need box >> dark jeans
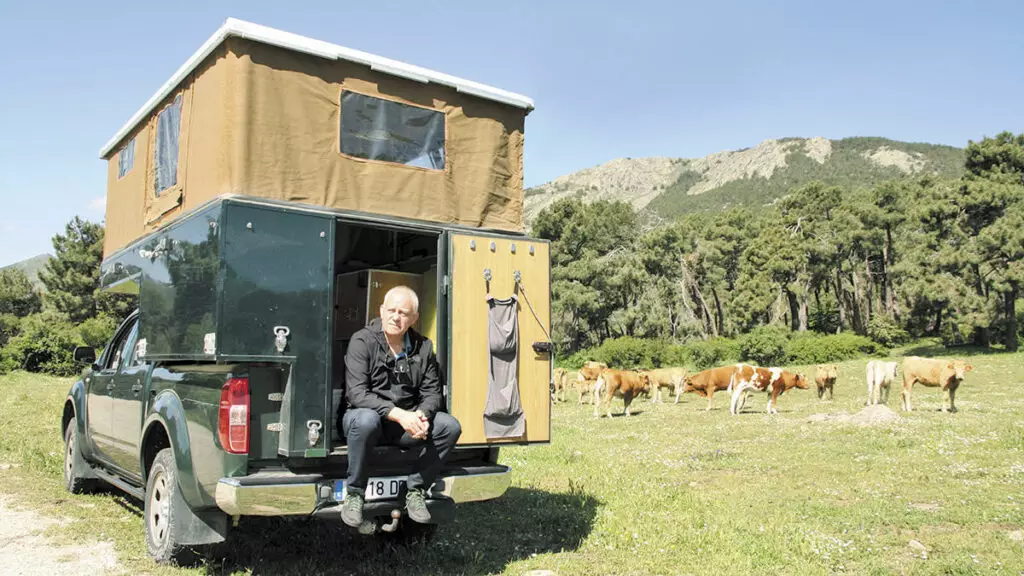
[342,408,462,493]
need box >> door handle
[106,383,115,391]
[131,384,143,393]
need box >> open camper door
[448,233,552,445]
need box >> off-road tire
[63,421,95,494]
[145,448,197,565]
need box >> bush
[785,332,887,365]
[681,337,740,370]
[738,325,791,366]
[867,316,910,347]
[78,314,118,350]
[556,349,593,370]
[593,336,669,369]
[1,313,84,376]
[0,313,19,348]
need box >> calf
[576,361,608,405]
[552,367,569,402]
[681,365,738,411]
[645,367,688,404]
[593,369,652,418]
[865,360,898,406]
[815,364,838,400]
[900,356,972,413]
[730,364,809,415]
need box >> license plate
[334,477,405,502]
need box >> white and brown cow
[815,364,838,401]
[729,363,809,415]
[593,369,652,418]
[644,367,689,404]
[681,365,739,411]
[865,360,898,406]
[900,356,972,413]
[576,361,608,404]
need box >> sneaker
[405,488,431,523]
[341,489,365,528]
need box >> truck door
[108,321,148,477]
[86,316,138,464]
[447,233,552,445]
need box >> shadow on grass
[200,486,600,575]
[897,343,1013,358]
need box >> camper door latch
[307,420,323,447]
[273,326,290,353]
[442,275,450,296]
[532,341,553,355]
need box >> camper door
[447,233,552,445]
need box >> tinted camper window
[118,138,135,178]
[154,95,182,195]
[340,92,445,170]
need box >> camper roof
[99,18,535,158]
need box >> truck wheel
[63,421,95,494]
[145,448,196,565]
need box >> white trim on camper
[99,18,535,158]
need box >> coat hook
[483,268,492,282]
[470,240,476,250]
[510,243,516,254]
[490,241,496,252]
[529,244,535,255]
[513,270,522,283]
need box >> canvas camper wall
[101,20,533,258]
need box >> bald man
[340,285,462,529]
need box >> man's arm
[415,343,444,420]
[344,333,395,418]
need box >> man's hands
[388,407,430,440]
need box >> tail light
[218,377,249,454]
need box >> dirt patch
[862,146,925,173]
[0,496,122,575]
[807,405,900,426]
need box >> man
[340,285,462,529]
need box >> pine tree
[38,217,104,324]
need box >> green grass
[2,350,1023,575]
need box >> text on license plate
[335,477,405,501]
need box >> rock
[908,539,928,559]
[1009,530,1024,542]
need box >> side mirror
[73,346,97,365]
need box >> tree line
[534,132,1024,356]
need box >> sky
[1,0,1023,267]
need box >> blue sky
[1,0,1022,267]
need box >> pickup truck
[61,195,552,564]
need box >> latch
[273,326,290,353]
[307,420,323,447]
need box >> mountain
[524,137,965,226]
[1,254,52,291]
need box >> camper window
[339,91,446,170]
[118,137,135,179]
[154,94,182,196]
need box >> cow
[644,367,689,404]
[576,361,608,405]
[900,356,972,413]
[681,365,738,411]
[815,364,839,400]
[552,367,570,402]
[593,369,652,418]
[729,363,809,415]
[865,360,898,406]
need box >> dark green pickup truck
[62,195,552,563]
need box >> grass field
[1,347,1023,575]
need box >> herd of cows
[552,356,974,418]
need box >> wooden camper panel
[450,234,551,445]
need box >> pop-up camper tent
[100,18,533,258]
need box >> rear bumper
[215,465,511,516]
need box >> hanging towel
[484,294,525,438]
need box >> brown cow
[815,364,838,401]
[576,361,608,405]
[552,367,569,402]
[644,367,689,404]
[900,356,973,413]
[681,365,738,411]
[730,364,809,415]
[593,369,652,418]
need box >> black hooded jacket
[343,318,444,420]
